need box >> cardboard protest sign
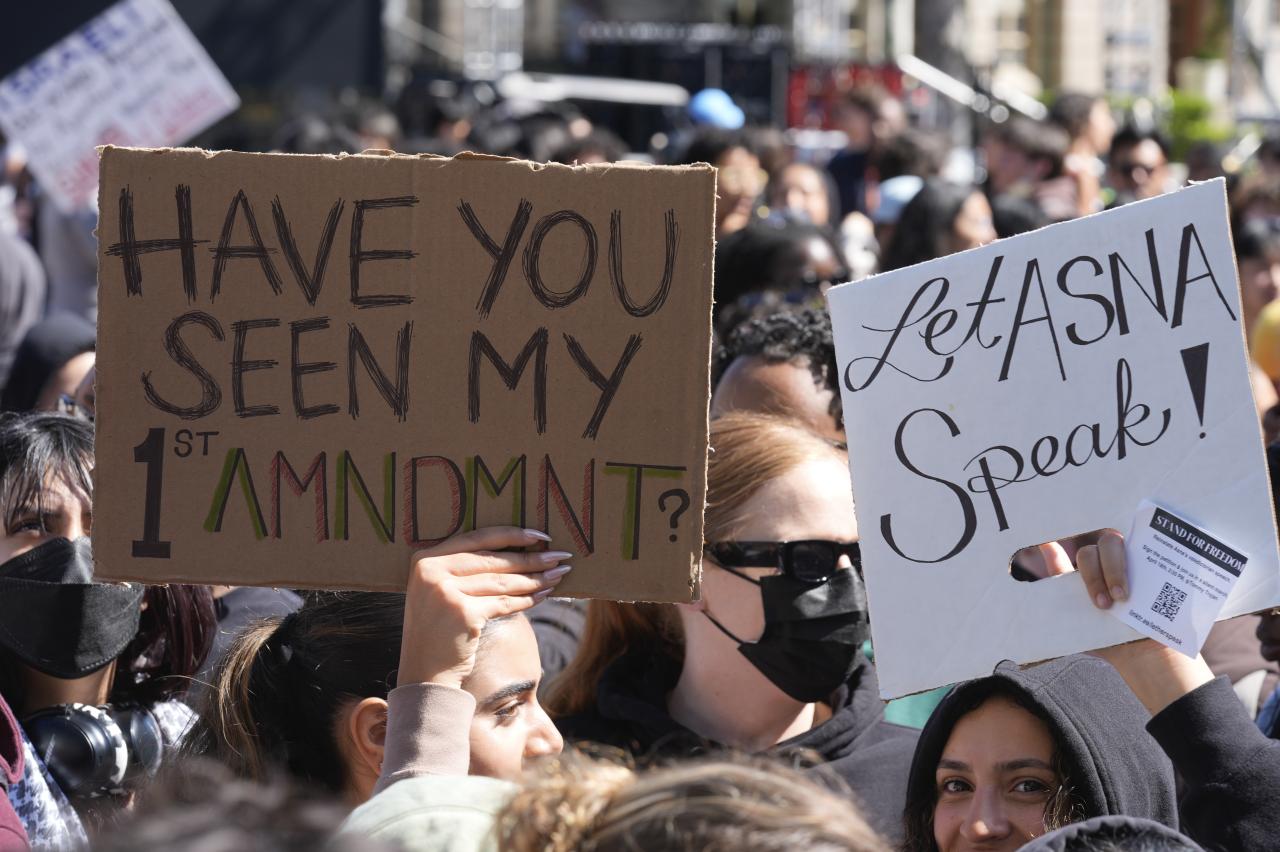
[826,180,1280,698]
[0,0,238,213]
[94,147,715,602]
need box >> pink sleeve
[374,682,477,794]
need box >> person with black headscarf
[0,313,94,413]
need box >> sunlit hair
[544,412,845,717]
[498,750,891,852]
[0,411,93,535]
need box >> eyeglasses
[800,268,853,290]
[1116,161,1159,177]
[55,394,93,423]
[702,540,861,584]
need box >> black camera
[23,703,164,798]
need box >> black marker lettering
[563,333,643,439]
[347,321,413,420]
[104,185,205,301]
[230,318,280,418]
[1109,228,1167,333]
[459,198,532,318]
[468,328,549,433]
[523,210,597,310]
[350,196,418,309]
[142,311,224,419]
[609,209,678,317]
[290,317,339,420]
[1056,255,1114,345]
[210,189,283,301]
[272,196,344,305]
[1172,222,1236,328]
[999,259,1067,382]
[845,277,953,391]
[880,408,977,563]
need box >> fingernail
[1111,585,1127,602]
[1095,593,1111,609]
[543,565,573,582]
[524,529,552,542]
[533,588,554,601]
[538,550,574,565]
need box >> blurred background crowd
[8,0,1280,422]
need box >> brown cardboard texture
[93,147,714,602]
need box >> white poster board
[0,0,239,212]
[827,180,1280,699]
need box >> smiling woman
[901,656,1178,852]
[930,692,1074,851]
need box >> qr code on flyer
[1151,582,1188,621]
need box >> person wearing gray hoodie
[901,655,1178,852]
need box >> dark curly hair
[713,308,842,430]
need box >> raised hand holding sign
[93,148,715,603]
[827,179,1280,698]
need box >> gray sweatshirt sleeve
[374,683,477,794]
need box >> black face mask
[0,537,144,678]
[703,568,870,703]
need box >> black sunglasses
[702,540,861,584]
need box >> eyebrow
[480,679,536,709]
[936,758,1054,773]
[996,758,1054,773]
[12,496,66,513]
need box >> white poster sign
[827,180,1280,698]
[0,0,239,212]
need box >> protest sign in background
[94,147,714,603]
[0,0,238,213]
[827,179,1280,698]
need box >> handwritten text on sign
[94,148,715,602]
[827,180,1280,698]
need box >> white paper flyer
[1118,500,1247,656]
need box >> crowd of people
[0,78,1279,852]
